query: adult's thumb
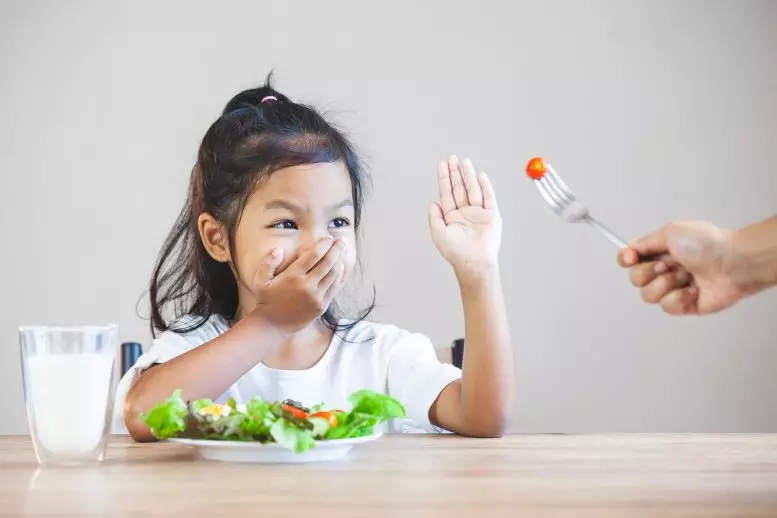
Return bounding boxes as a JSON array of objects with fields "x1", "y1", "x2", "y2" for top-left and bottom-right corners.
[{"x1": 630, "y1": 225, "x2": 672, "y2": 256}]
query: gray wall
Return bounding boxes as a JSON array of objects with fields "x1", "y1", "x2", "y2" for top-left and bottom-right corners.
[{"x1": 2, "y1": 0, "x2": 776, "y2": 434}]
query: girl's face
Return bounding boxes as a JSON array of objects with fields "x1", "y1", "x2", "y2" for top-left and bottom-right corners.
[{"x1": 224, "y1": 161, "x2": 357, "y2": 309}]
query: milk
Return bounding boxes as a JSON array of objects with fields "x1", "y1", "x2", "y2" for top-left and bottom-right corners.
[{"x1": 25, "y1": 354, "x2": 115, "y2": 457}]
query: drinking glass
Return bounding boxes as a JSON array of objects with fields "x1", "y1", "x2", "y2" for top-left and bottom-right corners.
[{"x1": 19, "y1": 325, "x2": 118, "y2": 465}]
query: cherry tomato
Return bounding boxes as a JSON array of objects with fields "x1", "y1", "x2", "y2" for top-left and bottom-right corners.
[
  {"x1": 526, "y1": 157, "x2": 546, "y2": 180},
  {"x1": 282, "y1": 404, "x2": 309, "y2": 419},
  {"x1": 311, "y1": 411, "x2": 339, "y2": 427}
]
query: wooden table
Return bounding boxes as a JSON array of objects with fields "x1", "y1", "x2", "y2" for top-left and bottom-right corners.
[{"x1": 2, "y1": 434, "x2": 777, "y2": 517}]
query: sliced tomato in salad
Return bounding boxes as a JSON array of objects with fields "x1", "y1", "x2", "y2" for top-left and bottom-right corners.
[
  {"x1": 281, "y1": 404, "x2": 309, "y2": 419},
  {"x1": 141, "y1": 389, "x2": 407, "y2": 453},
  {"x1": 311, "y1": 411, "x2": 339, "y2": 427}
]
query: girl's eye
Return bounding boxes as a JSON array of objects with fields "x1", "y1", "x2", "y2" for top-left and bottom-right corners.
[
  {"x1": 329, "y1": 218, "x2": 350, "y2": 229},
  {"x1": 271, "y1": 220, "x2": 297, "y2": 230}
]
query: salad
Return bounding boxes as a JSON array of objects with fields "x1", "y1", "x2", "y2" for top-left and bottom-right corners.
[{"x1": 141, "y1": 389, "x2": 406, "y2": 453}]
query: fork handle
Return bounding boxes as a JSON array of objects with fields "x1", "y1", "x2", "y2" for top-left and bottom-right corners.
[
  {"x1": 636, "y1": 253, "x2": 664, "y2": 263},
  {"x1": 585, "y1": 218, "x2": 664, "y2": 264}
]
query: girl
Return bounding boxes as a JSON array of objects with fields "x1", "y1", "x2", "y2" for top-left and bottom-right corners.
[{"x1": 114, "y1": 78, "x2": 514, "y2": 439}]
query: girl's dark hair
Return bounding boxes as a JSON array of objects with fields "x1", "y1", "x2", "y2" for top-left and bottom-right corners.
[{"x1": 149, "y1": 74, "x2": 373, "y2": 337}]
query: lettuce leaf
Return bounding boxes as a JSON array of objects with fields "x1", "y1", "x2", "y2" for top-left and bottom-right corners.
[
  {"x1": 189, "y1": 398, "x2": 214, "y2": 415},
  {"x1": 308, "y1": 416, "x2": 331, "y2": 438},
  {"x1": 141, "y1": 389, "x2": 188, "y2": 439},
  {"x1": 195, "y1": 413, "x2": 246, "y2": 440},
  {"x1": 237, "y1": 398, "x2": 274, "y2": 440},
  {"x1": 326, "y1": 390, "x2": 406, "y2": 439},
  {"x1": 140, "y1": 389, "x2": 406, "y2": 451},
  {"x1": 270, "y1": 419, "x2": 316, "y2": 453},
  {"x1": 349, "y1": 390, "x2": 406, "y2": 419}
]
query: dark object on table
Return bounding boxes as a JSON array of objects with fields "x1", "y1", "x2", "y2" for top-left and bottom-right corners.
[
  {"x1": 121, "y1": 342, "x2": 143, "y2": 376},
  {"x1": 452, "y1": 339, "x2": 464, "y2": 369}
]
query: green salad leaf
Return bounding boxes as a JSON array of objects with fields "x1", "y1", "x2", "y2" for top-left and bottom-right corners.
[
  {"x1": 349, "y1": 390, "x2": 406, "y2": 419},
  {"x1": 308, "y1": 416, "x2": 331, "y2": 438},
  {"x1": 189, "y1": 398, "x2": 214, "y2": 416},
  {"x1": 140, "y1": 389, "x2": 188, "y2": 440},
  {"x1": 237, "y1": 398, "x2": 273, "y2": 440},
  {"x1": 270, "y1": 419, "x2": 316, "y2": 453},
  {"x1": 140, "y1": 389, "x2": 406, "y2": 453},
  {"x1": 325, "y1": 391, "x2": 407, "y2": 440}
]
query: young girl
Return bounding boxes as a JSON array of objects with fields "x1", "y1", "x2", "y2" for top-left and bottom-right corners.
[{"x1": 114, "y1": 78, "x2": 514, "y2": 439}]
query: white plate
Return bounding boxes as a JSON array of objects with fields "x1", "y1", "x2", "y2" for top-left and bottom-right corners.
[{"x1": 169, "y1": 434, "x2": 382, "y2": 463}]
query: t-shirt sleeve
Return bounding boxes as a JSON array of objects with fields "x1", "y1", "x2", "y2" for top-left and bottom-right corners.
[
  {"x1": 386, "y1": 331, "x2": 462, "y2": 433},
  {"x1": 111, "y1": 331, "x2": 196, "y2": 434}
]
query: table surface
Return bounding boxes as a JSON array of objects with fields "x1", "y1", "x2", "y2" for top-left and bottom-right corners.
[{"x1": 2, "y1": 434, "x2": 777, "y2": 517}]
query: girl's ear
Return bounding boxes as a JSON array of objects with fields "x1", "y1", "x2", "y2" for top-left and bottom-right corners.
[{"x1": 197, "y1": 213, "x2": 231, "y2": 263}]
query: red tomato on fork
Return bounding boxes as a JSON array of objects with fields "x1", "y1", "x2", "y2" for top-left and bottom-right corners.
[{"x1": 526, "y1": 157, "x2": 547, "y2": 180}]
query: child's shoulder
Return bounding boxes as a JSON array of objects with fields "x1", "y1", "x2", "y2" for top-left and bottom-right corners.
[
  {"x1": 155, "y1": 313, "x2": 229, "y2": 348},
  {"x1": 338, "y1": 319, "x2": 436, "y2": 351}
]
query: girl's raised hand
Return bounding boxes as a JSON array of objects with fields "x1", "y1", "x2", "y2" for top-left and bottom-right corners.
[
  {"x1": 428, "y1": 156, "x2": 502, "y2": 279},
  {"x1": 251, "y1": 237, "x2": 346, "y2": 333}
]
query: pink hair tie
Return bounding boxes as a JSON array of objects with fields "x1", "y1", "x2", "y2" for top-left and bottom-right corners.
[{"x1": 261, "y1": 95, "x2": 278, "y2": 104}]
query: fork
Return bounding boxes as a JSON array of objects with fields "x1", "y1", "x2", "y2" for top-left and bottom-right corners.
[{"x1": 528, "y1": 158, "x2": 657, "y2": 261}]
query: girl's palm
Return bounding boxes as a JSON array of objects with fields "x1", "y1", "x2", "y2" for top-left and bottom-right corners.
[{"x1": 429, "y1": 156, "x2": 502, "y2": 271}]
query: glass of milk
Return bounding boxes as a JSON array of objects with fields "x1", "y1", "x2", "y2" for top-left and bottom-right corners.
[{"x1": 19, "y1": 325, "x2": 118, "y2": 465}]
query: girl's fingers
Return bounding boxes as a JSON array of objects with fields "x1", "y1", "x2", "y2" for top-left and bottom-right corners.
[
  {"x1": 291, "y1": 237, "x2": 334, "y2": 274},
  {"x1": 322, "y1": 262, "x2": 346, "y2": 300},
  {"x1": 478, "y1": 172, "x2": 497, "y2": 210},
  {"x1": 428, "y1": 202, "x2": 446, "y2": 232},
  {"x1": 436, "y1": 160, "x2": 457, "y2": 215},
  {"x1": 253, "y1": 247, "x2": 284, "y2": 288},
  {"x1": 448, "y1": 155, "x2": 468, "y2": 209},
  {"x1": 306, "y1": 239, "x2": 344, "y2": 282},
  {"x1": 461, "y1": 158, "x2": 483, "y2": 207}
]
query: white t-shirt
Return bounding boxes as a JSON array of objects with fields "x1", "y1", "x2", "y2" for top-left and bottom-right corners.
[{"x1": 112, "y1": 315, "x2": 461, "y2": 435}]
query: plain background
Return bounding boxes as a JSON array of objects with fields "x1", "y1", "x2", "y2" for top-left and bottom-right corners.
[{"x1": 2, "y1": 0, "x2": 776, "y2": 435}]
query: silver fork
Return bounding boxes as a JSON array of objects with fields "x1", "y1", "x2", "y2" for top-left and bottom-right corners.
[{"x1": 533, "y1": 163, "x2": 656, "y2": 260}]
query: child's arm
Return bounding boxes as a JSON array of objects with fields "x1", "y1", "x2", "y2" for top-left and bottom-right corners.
[
  {"x1": 430, "y1": 267, "x2": 514, "y2": 437},
  {"x1": 124, "y1": 238, "x2": 347, "y2": 441},
  {"x1": 426, "y1": 156, "x2": 515, "y2": 437},
  {"x1": 124, "y1": 315, "x2": 286, "y2": 441}
]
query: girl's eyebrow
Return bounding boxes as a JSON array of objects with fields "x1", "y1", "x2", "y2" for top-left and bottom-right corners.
[
  {"x1": 264, "y1": 199, "x2": 302, "y2": 212},
  {"x1": 263, "y1": 199, "x2": 353, "y2": 211},
  {"x1": 331, "y1": 199, "x2": 354, "y2": 210}
]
